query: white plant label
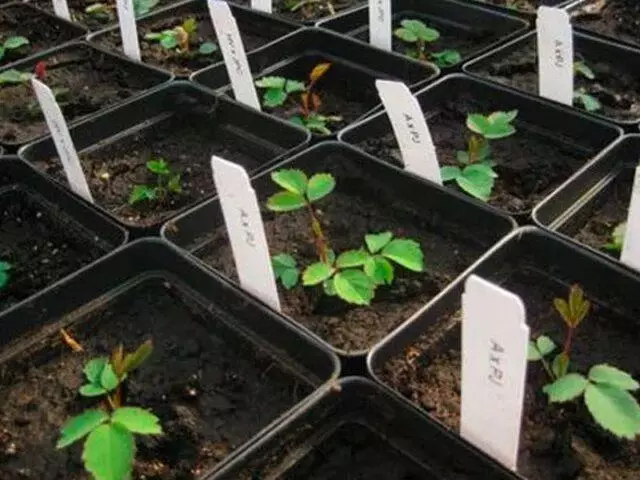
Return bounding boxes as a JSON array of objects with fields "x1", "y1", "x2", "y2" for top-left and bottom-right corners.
[
  {"x1": 536, "y1": 7, "x2": 573, "y2": 106},
  {"x1": 375, "y1": 80, "x2": 441, "y2": 185},
  {"x1": 32, "y1": 79, "x2": 93, "y2": 203},
  {"x1": 369, "y1": 0, "x2": 391, "y2": 51},
  {"x1": 52, "y1": 0, "x2": 71, "y2": 21},
  {"x1": 208, "y1": 1, "x2": 261, "y2": 111},
  {"x1": 116, "y1": 0, "x2": 141, "y2": 61},
  {"x1": 211, "y1": 156, "x2": 280, "y2": 311},
  {"x1": 251, "y1": 0, "x2": 272, "y2": 14},
  {"x1": 461, "y1": 275, "x2": 529, "y2": 471},
  {"x1": 620, "y1": 165, "x2": 640, "y2": 271}
]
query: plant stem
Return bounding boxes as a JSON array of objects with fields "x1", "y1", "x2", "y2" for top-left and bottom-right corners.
[
  {"x1": 467, "y1": 134, "x2": 484, "y2": 164},
  {"x1": 306, "y1": 202, "x2": 329, "y2": 263},
  {"x1": 563, "y1": 325, "x2": 574, "y2": 358},
  {"x1": 540, "y1": 355, "x2": 555, "y2": 380}
]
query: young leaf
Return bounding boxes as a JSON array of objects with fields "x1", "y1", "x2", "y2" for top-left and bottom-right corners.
[
  {"x1": 129, "y1": 185, "x2": 157, "y2": 205},
  {"x1": 394, "y1": 27, "x2": 418, "y2": 43},
  {"x1": 304, "y1": 115, "x2": 333, "y2": 135},
  {"x1": 588, "y1": 364, "x2": 640, "y2": 391},
  {"x1": 4, "y1": 36, "x2": 29, "y2": 50},
  {"x1": 552, "y1": 352, "x2": 570, "y2": 378},
  {"x1": 306, "y1": 173, "x2": 335, "y2": 202},
  {"x1": 543, "y1": 373, "x2": 588, "y2": 402},
  {"x1": 382, "y1": 239, "x2": 424, "y2": 272},
  {"x1": 604, "y1": 222, "x2": 626, "y2": 252},
  {"x1": 147, "y1": 159, "x2": 170, "y2": 175},
  {"x1": 440, "y1": 165, "x2": 462, "y2": 182},
  {"x1": 112, "y1": 407, "x2": 163, "y2": 435},
  {"x1": 574, "y1": 91, "x2": 601, "y2": 112},
  {"x1": 263, "y1": 88, "x2": 287, "y2": 108},
  {"x1": 100, "y1": 363, "x2": 120, "y2": 392},
  {"x1": 272, "y1": 253, "x2": 299, "y2": 289},
  {"x1": 364, "y1": 232, "x2": 393, "y2": 254},
  {"x1": 84, "y1": 357, "x2": 108, "y2": 384},
  {"x1": 364, "y1": 256, "x2": 394, "y2": 285},
  {"x1": 199, "y1": 42, "x2": 217, "y2": 55},
  {"x1": 536, "y1": 335, "x2": 557, "y2": 357},
  {"x1": 122, "y1": 340, "x2": 153, "y2": 375},
  {"x1": 431, "y1": 49, "x2": 461, "y2": 67},
  {"x1": 333, "y1": 269, "x2": 375, "y2": 305},
  {"x1": 302, "y1": 262, "x2": 334, "y2": 286},
  {"x1": 266, "y1": 191, "x2": 306, "y2": 212},
  {"x1": 167, "y1": 174, "x2": 182, "y2": 193},
  {"x1": 0, "y1": 69, "x2": 32, "y2": 84},
  {"x1": 527, "y1": 340, "x2": 543, "y2": 361},
  {"x1": 80, "y1": 384, "x2": 108, "y2": 397},
  {"x1": 285, "y1": 79, "x2": 306, "y2": 93},
  {"x1": 323, "y1": 277, "x2": 336, "y2": 296},
  {"x1": 83, "y1": 423, "x2": 135, "y2": 480},
  {"x1": 400, "y1": 19, "x2": 439, "y2": 42},
  {"x1": 336, "y1": 249, "x2": 368, "y2": 268},
  {"x1": 57, "y1": 409, "x2": 109, "y2": 449},
  {"x1": 271, "y1": 169, "x2": 308, "y2": 195},
  {"x1": 456, "y1": 165, "x2": 495, "y2": 201},
  {"x1": 160, "y1": 34, "x2": 178, "y2": 50},
  {"x1": 309, "y1": 63, "x2": 331, "y2": 83},
  {"x1": 574, "y1": 61, "x2": 595, "y2": 80},
  {"x1": 255, "y1": 76, "x2": 286, "y2": 89},
  {"x1": 584, "y1": 383, "x2": 640, "y2": 439}
]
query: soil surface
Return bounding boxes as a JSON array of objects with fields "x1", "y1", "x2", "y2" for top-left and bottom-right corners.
[
  {"x1": 572, "y1": 0, "x2": 640, "y2": 47},
  {"x1": 193, "y1": 153, "x2": 493, "y2": 353},
  {"x1": 469, "y1": 39, "x2": 640, "y2": 122},
  {"x1": 378, "y1": 267, "x2": 640, "y2": 479},
  {"x1": 94, "y1": 5, "x2": 294, "y2": 76},
  {"x1": 0, "y1": 279, "x2": 312, "y2": 479},
  {"x1": 0, "y1": 187, "x2": 110, "y2": 313},
  {"x1": 0, "y1": 45, "x2": 165, "y2": 148},
  {"x1": 232, "y1": 0, "x2": 365, "y2": 23},
  {"x1": 354, "y1": 95, "x2": 588, "y2": 215},
  {"x1": 475, "y1": 0, "x2": 565, "y2": 13},
  {"x1": 0, "y1": 4, "x2": 84, "y2": 68},
  {"x1": 30, "y1": 108, "x2": 288, "y2": 228}
]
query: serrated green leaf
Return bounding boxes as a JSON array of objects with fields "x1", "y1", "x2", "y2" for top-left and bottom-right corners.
[
  {"x1": 466, "y1": 114, "x2": 492, "y2": 136},
  {"x1": 271, "y1": 169, "x2": 308, "y2": 195},
  {"x1": 440, "y1": 165, "x2": 462, "y2": 182},
  {"x1": 129, "y1": 185, "x2": 157, "y2": 205},
  {"x1": 543, "y1": 373, "x2": 588, "y2": 403},
  {"x1": 146, "y1": 158, "x2": 169, "y2": 175},
  {"x1": 431, "y1": 49, "x2": 461, "y2": 67},
  {"x1": 307, "y1": 173, "x2": 335, "y2": 202},
  {"x1": 0, "y1": 69, "x2": 32, "y2": 84},
  {"x1": 333, "y1": 269, "x2": 375, "y2": 305},
  {"x1": 84, "y1": 357, "x2": 108, "y2": 383},
  {"x1": 527, "y1": 340, "x2": 542, "y2": 361},
  {"x1": 4, "y1": 36, "x2": 29, "y2": 50},
  {"x1": 285, "y1": 79, "x2": 306, "y2": 93},
  {"x1": 394, "y1": 27, "x2": 418, "y2": 43},
  {"x1": 589, "y1": 364, "x2": 639, "y2": 391},
  {"x1": 272, "y1": 253, "x2": 297, "y2": 272},
  {"x1": 160, "y1": 33, "x2": 178, "y2": 49},
  {"x1": 584, "y1": 383, "x2": 640, "y2": 439},
  {"x1": 100, "y1": 363, "x2": 120, "y2": 392},
  {"x1": 199, "y1": 41, "x2": 217, "y2": 55},
  {"x1": 400, "y1": 19, "x2": 439, "y2": 42},
  {"x1": 364, "y1": 256, "x2": 394, "y2": 285},
  {"x1": 536, "y1": 335, "x2": 557, "y2": 357},
  {"x1": 122, "y1": 340, "x2": 153, "y2": 375},
  {"x1": 112, "y1": 407, "x2": 163, "y2": 435},
  {"x1": 255, "y1": 76, "x2": 286, "y2": 89},
  {"x1": 80, "y1": 384, "x2": 108, "y2": 397},
  {"x1": 574, "y1": 61, "x2": 595, "y2": 80},
  {"x1": 57, "y1": 409, "x2": 109, "y2": 449},
  {"x1": 456, "y1": 164, "x2": 495, "y2": 201},
  {"x1": 382, "y1": 239, "x2": 424, "y2": 272},
  {"x1": 552, "y1": 352, "x2": 570, "y2": 378},
  {"x1": 83, "y1": 423, "x2": 135, "y2": 480},
  {"x1": 280, "y1": 268, "x2": 299, "y2": 289},
  {"x1": 303, "y1": 262, "x2": 334, "y2": 286},
  {"x1": 364, "y1": 232, "x2": 393, "y2": 254},
  {"x1": 263, "y1": 88, "x2": 287, "y2": 108},
  {"x1": 336, "y1": 249, "x2": 369, "y2": 268},
  {"x1": 266, "y1": 191, "x2": 306, "y2": 212}
]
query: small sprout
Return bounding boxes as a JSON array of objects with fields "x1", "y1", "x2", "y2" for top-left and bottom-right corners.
[
  {"x1": 129, "y1": 158, "x2": 182, "y2": 205},
  {"x1": 272, "y1": 253, "x2": 300, "y2": 289},
  {"x1": 0, "y1": 261, "x2": 11, "y2": 288},
  {"x1": 441, "y1": 110, "x2": 517, "y2": 201},
  {"x1": 603, "y1": 222, "x2": 625, "y2": 253},
  {"x1": 0, "y1": 69, "x2": 32, "y2": 85},
  {"x1": 430, "y1": 49, "x2": 462, "y2": 68},
  {"x1": 393, "y1": 19, "x2": 461, "y2": 67},
  {"x1": 574, "y1": 61, "x2": 595, "y2": 80},
  {"x1": 145, "y1": 18, "x2": 217, "y2": 55},
  {"x1": 0, "y1": 36, "x2": 30, "y2": 61},
  {"x1": 85, "y1": 0, "x2": 158, "y2": 19},
  {"x1": 573, "y1": 60, "x2": 601, "y2": 113}
]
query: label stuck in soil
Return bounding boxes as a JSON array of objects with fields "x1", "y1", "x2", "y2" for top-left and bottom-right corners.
[
  {"x1": 116, "y1": 0, "x2": 141, "y2": 61},
  {"x1": 375, "y1": 80, "x2": 441, "y2": 184},
  {"x1": 52, "y1": 0, "x2": 71, "y2": 20},
  {"x1": 369, "y1": 0, "x2": 392, "y2": 51},
  {"x1": 211, "y1": 156, "x2": 281, "y2": 311},
  {"x1": 536, "y1": 7, "x2": 573, "y2": 106},
  {"x1": 620, "y1": 165, "x2": 640, "y2": 270},
  {"x1": 251, "y1": 0, "x2": 272, "y2": 14},
  {"x1": 208, "y1": 1, "x2": 261, "y2": 111},
  {"x1": 32, "y1": 79, "x2": 93, "y2": 203},
  {"x1": 461, "y1": 275, "x2": 528, "y2": 471}
]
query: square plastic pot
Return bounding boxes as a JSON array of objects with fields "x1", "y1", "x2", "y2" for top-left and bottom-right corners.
[
  {"x1": 0, "y1": 238, "x2": 340, "y2": 479},
  {"x1": 567, "y1": 0, "x2": 640, "y2": 49},
  {"x1": 19, "y1": 81, "x2": 310, "y2": 236},
  {"x1": 190, "y1": 27, "x2": 439, "y2": 140},
  {"x1": 339, "y1": 74, "x2": 622, "y2": 222},
  {"x1": 212, "y1": 377, "x2": 517, "y2": 479},
  {"x1": 87, "y1": 0, "x2": 301, "y2": 77},
  {"x1": 229, "y1": 0, "x2": 366, "y2": 26},
  {"x1": 161, "y1": 141, "x2": 516, "y2": 361},
  {"x1": 316, "y1": 0, "x2": 529, "y2": 72}
]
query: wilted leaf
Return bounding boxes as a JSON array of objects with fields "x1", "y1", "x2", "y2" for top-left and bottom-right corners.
[{"x1": 584, "y1": 383, "x2": 640, "y2": 439}]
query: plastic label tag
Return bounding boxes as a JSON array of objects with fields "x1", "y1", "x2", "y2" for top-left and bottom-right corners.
[
  {"x1": 536, "y1": 6, "x2": 573, "y2": 106},
  {"x1": 251, "y1": 0, "x2": 272, "y2": 13},
  {"x1": 116, "y1": 0, "x2": 141, "y2": 61},
  {"x1": 52, "y1": 0, "x2": 71, "y2": 21},
  {"x1": 208, "y1": 1, "x2": 261, "y2": 111},
  {"x1": 376, "y1": 80, "x2": 442, "y2": 184},
  {"x1": 620, "y1": 165, "x2": 640, "y2": 271},
  {"x1": 32, "y1": 79, "x2": 93, "y2": 203},
  {"x1": 461, "y1": 274, "x2": 528, "y2": 471},
  {"x1": 211, "y1": 156, "x2": 280, "y2": 311},
  {"x1": 369, "y1": 0, "x2": 391, "y2": 51}
]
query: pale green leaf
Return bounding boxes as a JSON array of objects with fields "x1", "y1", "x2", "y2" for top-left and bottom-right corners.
[
  {"x1": 382, "y1": 239, "x2": 424, "y2": 272},
  {"x1": 323, "y1": 277, "x2": 336, "y2": 296},
  {"x1": 80, "y1": 384, "x2": 108, "y2": 397},
  {"x1": 336, "y1": 249, "x2": 369, "y2": 268},
  {"x1": 584, "y1": 383, "x2": 640, "y2": 439},
  {"x1": 394, "y1": 27, "x2": 418, "y2": 43},
  {"x1": 272, "y1": 253, "x2": 297, "y2": 272},
  {"x1": 307, "y1": 173, "x2": 335, "y2": 202},
  {"x1": 536, "y1": 335, "x2": 557, "y2": 357},
  {"x1": 431, "y1": 49, "x2": 461, "y2": 67},
  {"x1": 255, "y1": 76, "x2": 286, "y2": 89},
  {"x1": 263, "y1": 88, "x2": 287, "y2": 108},
  {"x1": 83, "y1": 423, "x2": 135, "y2": 480},
  {"x1": 466, "y1": 114, "x2": 491, "y2": 135},
  {"x1": 266, "y1": 191, "x2": 306, "y2": 212},
  {"x1": 84, "y1": 357, "x2": 108, "y2": 384},
  {"x1": 552, "y1": 352, "x2": 570, "y2": 378},
  {"x1": 456, "y1": 165, "x2": 495, "y2": 201},
  {"x1": 543, "y1": 373, "x2": 588, "y2": 403},
  {"x1": 198, "y1": 42, "x2": 217, "y2": 55},
  {"x1": 100, "y1": 363, "x2": 120, "y2": 392},
  {"x1": 271, "y1": 169, "x2": 308, "y2": 195},
  {"x1": 0, "y1": 69, "x2": 32, "y2": 84},
  {"x1": 280, "y1": 268, "x2": 299, "y2": 289},
  {"x1": 589, "y1": 364, "x2": 639, "y2": 391},
  {"x1": 364, "y1": 256, "x2": 394, "y2": 285},
  {"x1": 333, "y1": 269, "x2": 376, "y2": 305},
  {"x1": 527, "y1": 340, "x2": 542, "y2": 361},
  {"x1": 4, "y1": 36, "x2": 29, "y2": 50},
  {"x1": 440, "y1": 165, "x2": 462, "y2": 182},
  {"x1": 129, "y1": 185, "x2": 157, "y2": 205},
  {"x1": 112, "y1": 407, "x2": 163, "y2": 435},
  {"x1": 364, "y1": 232, "x2": 393, "y2": 254},
  {"x1": 302, "y1": 262, "x2": 334, "y2": 286},
  {"x1": 57, "y1": 409, "x2": 109, "y2": 449},
  {"x1": 400, "y1": 19, "x2": 439, "y2": 42},
  {"x1": 160, "y1": 34, "x2": 178, "y2": 49}
]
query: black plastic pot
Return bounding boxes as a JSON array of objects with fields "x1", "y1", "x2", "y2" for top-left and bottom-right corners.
[
  {"x1": 316, "y1": 0, "x2": 529, "y2": 72},
  {"x1": 0, "y1": 2, "x2": 87, "y2": 69},
  {"x1": 19, "y1": 81, "x2": 310, "y2": 236},
  {"x1": 161, "y1": 141, "x2": 515, "y2": 363},
  {"x1": 87, "y1": 0, "x2": 300, "y2": 77},
  {"x1": 212, "y1": 377, "x2": 516, "y2": 479},
  {"x1": 0, "y1": 41, "x2": 172, "y2": 152},
  {"x1": 464, "y1": 30, "x2": 640, "y2": 127},
  {"x1": 229, "y1": 0, "x2": 366, "y2": 26},
  {"x1": 0, "y1": 155, "x2": 127, "y2": 317},
  {"x1": 190, "y1": 27, "x2": 439, "y2": 140},
  {"x1": 533, "y1": 134, "x2": 640, "y2": 269},
  {"x1": 339, "y1": 74, "x2": 621, "y2": 222},
  {"x1": 369, "y1": 226, "x2": 640, "y2": 479},
  {"x1": 0, "y1": 238, "x2": 340, "y2": 479},
  {"x1": 568, "y1": 0, "x2": 640, "y2": 49}
]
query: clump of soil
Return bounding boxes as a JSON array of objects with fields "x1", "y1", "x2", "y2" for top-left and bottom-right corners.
[
  {"x1": 233, "y1": 0, "x2": 365, "y2": 22},
  {"x1": 378, "y1": 267, "x2": 640, "y2": 479},
  {"x1": 0, "y1": 44, "x2": 166, "y2": 148},
  {"x1": 0, "y1": 279, "x2": 312, "y2": 479},
  {"x1": 573, "y1": 0, "x2": 640, "y2": 47}
]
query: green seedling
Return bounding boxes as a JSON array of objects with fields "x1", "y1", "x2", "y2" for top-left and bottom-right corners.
[
  {"x1": 145, "y1": 17, "x2": 217, "y2": 55},
  {"x1": 0, "y1": 36, "x2": 29, "y2": 61},
  {"x1": 129, "y1": 158, "x2": 182, "y2": 205},
  {"x1": 57, "y1": 340, "x2": 162, "y2": 480},
  {"x1": 441, "y1": 110, "x2": 517, "y2": 201},
  {"x1": 267, "y1": 169, "x2": 424, "y2": 305},
  {"x1": 528, "y1": 285, "x2": 640, "y2": 439},
  {"x1": 255, "y1": 62, "x2": 342, "y2": 135},
  {"x1": 394, "y1": 19, "x2": 461, "y2": 67},
  {"x1": 573, "y1": 61, "x2": 601, "y2": 113},
  {"x1": 0, "y1": 68, "x2": 31, "y2": 85},
  {"x1": 0, "y1": 261, "x2": 10, "y2": 288},
  {"x1": 603, "y1": 222, "x2": 626, "y2": 253},
  {"x1": 85, "y1": 0, "x2": 158, "y2": 20}
]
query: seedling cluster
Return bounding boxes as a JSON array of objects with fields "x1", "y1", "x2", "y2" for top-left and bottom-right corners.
[
  {"x1": 528, "y1": 285, "x2": 640, "y2": 439},
  {"x1": 129, "y1": 158, "x2": 183, "y2": 205},
  {"x1": 268, "y1": 169, "x2": 424, "y2": 305},
  {"x1": 394, "y1": 19, "x2": 461, "y2": 68},
  {"x1": 85, "y1": 0, "x2": 158, "y2": 21},
  {"x1": 441, "y1": 110, "x2": 518, "y2": 201},
  {"x1": 574, "y1": 61, "x2": 601, "y2": 113},
  {"x1": 0, "y1": 36, "x2": 29, "y2": 61},
  {"x1": 145, "y1": 17, "x2": 217, "y2": 55}
]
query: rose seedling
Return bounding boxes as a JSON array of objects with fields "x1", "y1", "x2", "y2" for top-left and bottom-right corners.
[
  {"x1": 0, "y1": 36, "x2": 29, "y2": 61},
  {"x1": 441, "y1": 110, "x2": 517, "y2": 201},
  {"x1": 394, "y1": 19, "x2": 461, "y2": 67},
  {"x1": 57, "y1": 340, "x2": 163, "y2": 480},
  {"x1": 603, "y1": 222, "x2": 625, "y2": 253},
  {"x1": 573, "y1": 61, "x2": 601, "y2": 113},
  {"x1": 129, "y1": 158, "x2": 182, "y2": 205},
  {"x1": 255, "y1": 63, "x2": 342, "y2": 135},
  {"x1": 145, "y1": 17, "x2": 217, "y2": 55},
  {"x1": 528, "y1": 285, "x2": 640, "y2": 439},
  {"x1": 0, "y1": 69, "x2": 31, "y2": 85}
]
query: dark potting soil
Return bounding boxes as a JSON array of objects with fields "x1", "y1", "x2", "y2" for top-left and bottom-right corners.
[
  {"x1": 0, "y1": 45, "x2": 163, "y2": 147},
  {"x1": 475, "y1": 0, "x2": 562, "y2": 13},
  {"x1": 31, "y1": 110, "x2": 284, "y2": 228},
  {"x1": 355, "y1": 95, "x2": 588, "y2": 215},
  {"x1": 470, "y1": 39, "x2": 640, "y2": 122},
  {"x1": 0, "y1": 279, "x2": 311, "y2": 479},
  {"x1": 572, "y1": 0, "x2": 640, "y2": 47},
  {"x1": 0, "y1": 4, "x2": 83, "y2": 68},
  {"x1": 192, "y1": 154, "x2": 490, "y2": 353},
  {"x1": 378, "y1": 267, "x2": 640, "y2": 479},
  {"x1": 0, "y1": 187, "x2": 110, "y2": 313},
  {"x1": 232, "y1": 0, "x2": 365, "y2": 23}
]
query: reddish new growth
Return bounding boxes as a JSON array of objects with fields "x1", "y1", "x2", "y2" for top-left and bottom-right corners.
[{"x1": 34, "y1": 61, "x2": 47, "y2": 80}]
